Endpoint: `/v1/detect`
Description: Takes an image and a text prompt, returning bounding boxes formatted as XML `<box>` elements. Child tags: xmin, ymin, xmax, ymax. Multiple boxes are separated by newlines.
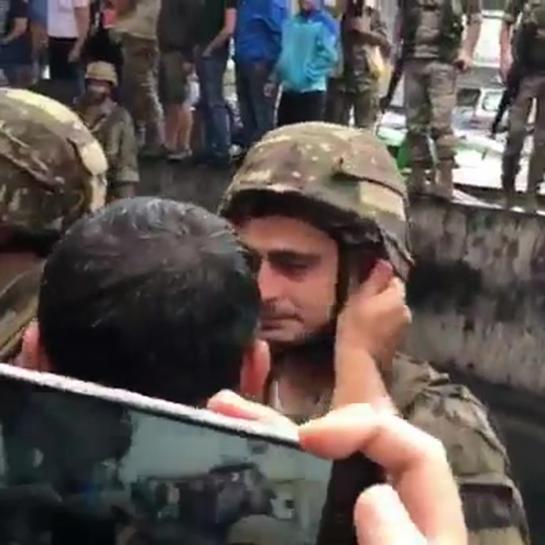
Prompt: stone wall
<box><xmin>406</xmin><ymin>198</ymin><xmax>545</xmax><ymax>396</ymax></box>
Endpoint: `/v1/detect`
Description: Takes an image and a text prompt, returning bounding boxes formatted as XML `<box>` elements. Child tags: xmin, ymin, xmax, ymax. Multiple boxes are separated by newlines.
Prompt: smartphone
<box><xmin>0</xmin><ymin>364</ymin><xmax>382</xmax><ymax>545</ymax></box>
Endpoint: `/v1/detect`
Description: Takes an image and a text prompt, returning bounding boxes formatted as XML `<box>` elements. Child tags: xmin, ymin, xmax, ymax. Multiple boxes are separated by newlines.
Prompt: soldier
<box><xmin>76</xmin><ymin>61</ymin><xmax>140</xmax><ymax>202</ymax></box>
<box><xmin>326</xmin><ymin>0</ymin><xmax>391</xmax><ymax>129</ymax></box>
<box><xmin>113</xmin><ymin>0</ymin><xmax>163</xmax><ymax>158</ymax></box>
<box><xmin>0</xmin><ymin>88</ymin><xmax>108</xmax><ymax>363</ymax></box>
<box><xmin>500</xmin><ymin>0</ymin><xmax>545</xmax><ymax>210</ymax></box>
<box><xmin>219</xmin><ymin>122</ymin><xmax>530</xmax><ymax>545</ymax></box>
<box><xmin>394</xmin><ymin>0</ymin><xmax>482</xmax><ymax>199</ymax></box>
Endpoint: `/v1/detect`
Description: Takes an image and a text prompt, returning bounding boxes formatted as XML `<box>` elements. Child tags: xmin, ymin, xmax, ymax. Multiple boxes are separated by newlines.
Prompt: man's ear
<box><xmin>19</xmin><ymin>321</ymin><xmax>52</xmax><ymax>372</ymax></box>
<box><xmin>239</xmin><ymin>339</ymin><xmax>271</xmax><ymax>402</ymax></box>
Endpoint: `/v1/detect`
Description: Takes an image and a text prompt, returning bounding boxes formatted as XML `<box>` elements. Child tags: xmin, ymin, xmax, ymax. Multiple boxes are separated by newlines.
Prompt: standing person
<box><xmin>234</xmin><ymin>0</ymin><xmax>287</xmax><ymax>151</ymax></box>
<box><xmin>194</xmin><ymin>0</ymin><xmax>237</xmax><ymax>167</ymax></box>
<box><xmin>157</xmin><ymin>0</ymin><xmax>200</xmax><ymax>161</ymax></box>
<box><xmin>76</xmin><ymin>61</ymin><xmax>139</xmax><ymax>202</ymax></box>
<box><xmin>395</xmin><ymin>0</ymin><xmax>481</xmax><ymax>199</ymax></box>
<box><xmin>114</xmin><ymin>0</ymin><xmax>163</xmax><ymax>158</ymax></box>
<box><xmin>28</xmin><ymin>0</ymin><xmax>47</xmax><ymax>80</ymax></box>
<box><xmin>0</xmin><ymin>87</ymin><xmax>107</xmax><ymax>363</ymax></box>
<box><xmin>500</xmin><ymin>0</ymin><xmax>545</xmax><ymax>210</ymax></box>
<box><xmin>219</xmin><ymin>122</ymin><xmax>530</xmax><ymax>545</ymax></box>
<box><xmin>47</xmin><ymin>0</ymin><xmax>90</xmax><ymax>87</ymax></box>
<box><xmin>326</xmin><ymin>0</ymin><xmax>390</xmax><ymax>129</ymax></box>
<box><xmin>271</xmin><ymin>0</ymin><xmax>338</xmax><ymax>126</ymax></box>
<box><xmin>0</xmin><ymin>0</ymin><xmax>33</xmax><ymax>87</ymax></box>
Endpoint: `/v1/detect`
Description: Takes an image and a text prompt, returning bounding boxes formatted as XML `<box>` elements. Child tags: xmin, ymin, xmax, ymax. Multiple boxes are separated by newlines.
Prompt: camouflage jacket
<box><xmin>334</xmin><ymin>8</ymin><xmax>389</xmax><ymax>93</ymax></box>
<box><xmin>267</xmin><ymin>354</ymin><xmax>529</xmax><ymax>545</ymax></box>
<box><xmin>77</xmin><ymin>99</ymin><xmax>140</xmax><ymax>188</ymax></box>
<box><xmin>0</xmin><ymin>263</ymin><xmax>43</xmax><ymax>363</ymax></box>
<box><xmin>390</xmin><ymin>354</ymin><xmax>529</xmax><ymax>545</ymax></box>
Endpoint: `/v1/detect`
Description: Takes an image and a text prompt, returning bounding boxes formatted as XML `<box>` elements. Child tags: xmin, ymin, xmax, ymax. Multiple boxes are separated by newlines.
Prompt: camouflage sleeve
<box><xmin>111</xmin><ymin>109</ymin><xmax>140</xmax><ymax>186</ymax></box>
<box><xmin>462</xmin><ymin>0</ymin><xmax>483</xmax><ymax>25</ymax></box>
<box><xmin>406</xmin><ymin>384</ymin><xmax>530</xmax><ymax>545</ymax></box>
<box><xmin>502</xmin><ymin>0</ymin><xmax>524</xmax><ymax>25</ymax></box>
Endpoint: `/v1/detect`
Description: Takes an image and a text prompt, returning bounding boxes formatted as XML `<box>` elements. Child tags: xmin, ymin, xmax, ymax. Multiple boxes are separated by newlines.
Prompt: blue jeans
<box><xmin>235</xmin><ymin>60</ymin><xmax>276</xmax><ymax>148</ymax></box>
<box><xmin>196</xmin><ymin>47</ymin><xmax>230</xmax><ymax>159</ymax></box>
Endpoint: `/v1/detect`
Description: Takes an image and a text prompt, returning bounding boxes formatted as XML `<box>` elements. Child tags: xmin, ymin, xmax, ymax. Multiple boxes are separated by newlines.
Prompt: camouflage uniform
<box><xmin>77</xmin><ymin>62</ymin><xmax>140</xmax><ymax>202</ymax></box>
<box><xmin>0</xmin><ymin>88</ymin><xmax>108</xmax><ymax>362</ymax></box>
<box><xmin>501</xmin><ymin>0</ymin><xmax>545</xmax><ymax>208</ymax></box>
<box><xmin>220</xmin><ymin>122</ymin><xmax>530</xmax><ymax>545</ymax></box>
<box><xmin>327</xmin><ymin>3</ymin><xmax>389</xmax><ymax>129</ymax></box>
<box><xmin>400</xmin><ymin>0</ymin><xmax>482</xmax><ymax>197</ymax></box>
<box><xmin>115</xmin><ymin>0</ymin><xmax>163</xmax><ymax>152</ymax></box>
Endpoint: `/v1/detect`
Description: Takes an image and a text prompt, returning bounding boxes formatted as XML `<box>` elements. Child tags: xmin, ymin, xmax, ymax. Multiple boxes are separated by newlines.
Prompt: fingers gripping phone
<box><xmin>0</xmin><ymin>364</ymin><xmax>383</xmax><ymax>545</ymax></box>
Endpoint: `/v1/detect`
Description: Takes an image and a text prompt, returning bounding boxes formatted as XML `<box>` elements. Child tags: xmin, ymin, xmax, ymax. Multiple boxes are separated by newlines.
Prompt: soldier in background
<box><xmin>326</xmin><ymin>0</ymin><xmax>390</xmax><ymax>129</ymax></box>
<box><xmin>500</xmin><ymin>0</ymin><xmax>545</xmax><ymax>210</ymax></box>
<box><xmin>76</xmin><ymin>61</ymin><xmax>140</xmax><ymax>202</ymax></box>
<box><xmin>113</xmin><ymin>0</ymin><xmax>163</xmax><ymax>158</ymax></box>
<box><xmin>219</xmin><ymin>122</ymin><xmax>530</xmax><ymax>545</ymax></box>
<box><xmin>0</xmin><ymin>88</ymin><xmax>107</xmax><ymax>363</ymax></box>
<box><xmin>395</xmin><ymin>0</ymin><xmax>482</xmax><ymax>199</ymax></box>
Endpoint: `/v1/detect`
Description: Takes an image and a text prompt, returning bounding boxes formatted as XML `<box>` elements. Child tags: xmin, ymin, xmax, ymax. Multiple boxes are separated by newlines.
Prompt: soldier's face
<box><xmin>236</xmin><ymin>216</ymin><xmax>338</xmax><ymax>346</ymax></box>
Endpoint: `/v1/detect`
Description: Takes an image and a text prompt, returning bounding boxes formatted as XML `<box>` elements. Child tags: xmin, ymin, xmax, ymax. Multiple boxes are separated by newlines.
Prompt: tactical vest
<box><xmin>516</xmin><ymin>0</ymin><xmax>545</xmax><ymax>71</ymax></box>
<box><xmin>401</xmin><ymin>0</ymin><xmax>464</xmax><ymax>62</ymax></box>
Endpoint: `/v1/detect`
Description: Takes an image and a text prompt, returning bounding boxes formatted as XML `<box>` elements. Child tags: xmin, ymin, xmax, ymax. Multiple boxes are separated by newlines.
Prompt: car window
<box><xmin>457</xmin><ymin>88</ymin><xmax>480</xmax><ymax>108</ymax></box>
<box><xmin>482</xmin><ymin>91</ymin><xmax>503</xmax><ymax>112</ymax></box>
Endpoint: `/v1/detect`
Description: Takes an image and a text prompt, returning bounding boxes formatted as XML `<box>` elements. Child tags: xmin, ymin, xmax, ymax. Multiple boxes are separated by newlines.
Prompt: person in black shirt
<box><xmin>0</xmin><ymin>0</ymin><xmax>33</xmax><ymax>87</ymax></box>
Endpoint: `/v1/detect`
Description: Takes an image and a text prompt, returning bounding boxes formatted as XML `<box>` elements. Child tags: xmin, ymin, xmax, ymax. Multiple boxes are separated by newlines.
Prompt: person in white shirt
<box><xmin>47</xmin><ymin>0</ymin><xmax>89</xmax><ymax>84</ymax></box>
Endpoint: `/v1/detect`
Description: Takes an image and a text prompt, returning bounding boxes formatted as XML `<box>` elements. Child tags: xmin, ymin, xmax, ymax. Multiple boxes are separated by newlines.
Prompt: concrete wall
<box><xmin>406</xmin><ymin>198</ymin><xmax>545</xmax><ymax>397</ymax></box>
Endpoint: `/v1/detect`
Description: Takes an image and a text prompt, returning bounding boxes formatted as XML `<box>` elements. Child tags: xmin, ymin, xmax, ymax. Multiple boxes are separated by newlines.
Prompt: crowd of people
<box><xmin>0</xmin><ymin>83</ymin><xmax>531</xmax><ymax>544</ymax></box>
<box><xmin>0</xmin><ymin>0</ymin><xmax>544</xmax><ymax>206</ymax></box>
<box><xmin>0</xmin><ymin>0</ymin><xmax>543</xmax><ymax>541</ymax></box>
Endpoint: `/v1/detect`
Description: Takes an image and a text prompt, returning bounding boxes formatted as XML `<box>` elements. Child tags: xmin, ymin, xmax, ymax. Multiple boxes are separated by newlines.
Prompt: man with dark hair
<box><xmin>20</xmin><ymin>197</ymin><xmax>269</xmax><ymax>406</ymax></box>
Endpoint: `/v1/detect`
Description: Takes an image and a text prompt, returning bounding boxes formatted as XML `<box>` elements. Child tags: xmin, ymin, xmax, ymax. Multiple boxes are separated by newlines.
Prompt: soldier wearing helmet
<box><xmin>76</xmin><ymin>61</ymin><xmax>139</xmax><ymax>203</ymax></box>
<box><xmin>0</xmin><ymin>88</ymin><xmax>108</xmax><ymax>363</ymax></box>
<box><xmin>220</xmin><ymin>122</ymin><xmax>529</xmax><ymax>545</ymax></box>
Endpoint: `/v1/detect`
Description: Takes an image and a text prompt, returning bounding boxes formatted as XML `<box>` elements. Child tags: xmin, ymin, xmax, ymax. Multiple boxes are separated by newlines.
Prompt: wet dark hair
<box><xmin>38</xmin><ymin>197</ymin><xmax>260</xmax><ymax>406</ymax></box>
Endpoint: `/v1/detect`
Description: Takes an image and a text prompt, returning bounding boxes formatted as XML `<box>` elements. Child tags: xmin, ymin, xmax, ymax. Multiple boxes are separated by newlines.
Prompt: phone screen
<box><xmin>0</xmin><ymin>364</ymin><xmax>381</xmax><ymax>545</ymax></box>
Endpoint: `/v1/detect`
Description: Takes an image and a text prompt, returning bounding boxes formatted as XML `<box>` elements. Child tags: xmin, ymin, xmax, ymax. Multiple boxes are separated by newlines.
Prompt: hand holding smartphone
<box><xmin>0</xmin><ymin>364</ymin><xmax>383</xmax><ymax>545</ymax></box>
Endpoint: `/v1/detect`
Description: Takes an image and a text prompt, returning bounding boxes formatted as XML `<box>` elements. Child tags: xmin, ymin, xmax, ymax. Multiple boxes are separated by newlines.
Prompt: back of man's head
<box><xmin>37</xmin><ymin>197</ymin><xmax>263</xmax><ymax>405</ymax></box>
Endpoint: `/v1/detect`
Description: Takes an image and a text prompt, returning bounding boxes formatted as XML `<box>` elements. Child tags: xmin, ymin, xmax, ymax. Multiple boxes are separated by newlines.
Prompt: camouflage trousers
<box><xmin>325</xmin><ymin>78</ymin><xmax>379</xmax><ymax>129</ymax></box>
<box><xmin>120</xmin><ymin>35</ymin><xmax>162</xmax><ymax>141</ymax></box>
<box><xmin>404</xmin><ymin>59</ymin><xmax>457</xmax><ymax>167</ymax></box>
<box><xmin>502</xmin><ymin>73</ymin><xmax>545</xmax><ymax>194</ymax></box>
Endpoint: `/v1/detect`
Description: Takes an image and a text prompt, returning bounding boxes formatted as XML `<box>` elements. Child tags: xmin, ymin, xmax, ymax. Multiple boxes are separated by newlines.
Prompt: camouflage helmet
<box><xmin>85</xmin><ymin>61</ymin><xmax>118</xmax><ymax>87</ymax></box>
<box><xmin>0</xmin><ymin>88</ymin><xmax>108</xmax><ymax>237</ymax></box>
<box><xmin>219</xmin><ymin>122</ymin><xmax>413</xmax><ymax>279</ymax></box>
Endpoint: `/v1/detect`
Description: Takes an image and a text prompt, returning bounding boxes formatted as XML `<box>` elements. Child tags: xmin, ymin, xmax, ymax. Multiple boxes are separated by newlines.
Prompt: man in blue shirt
<box><xmin>234</xmin><ymin>0</ymin><xmax>287</xmax><ymax>149</ymax></box>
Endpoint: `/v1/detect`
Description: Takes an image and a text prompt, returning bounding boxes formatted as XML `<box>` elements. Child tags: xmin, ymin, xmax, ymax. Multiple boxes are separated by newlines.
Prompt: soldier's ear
<box><xmin>239</xmin><ymin>339</ymin><xmax>271</xmax><ymax>402</ymax></box>
<box><xmin>19</xmin><ymin>321</ymin><xmax>53</xmax><ymax>373</ymax></box>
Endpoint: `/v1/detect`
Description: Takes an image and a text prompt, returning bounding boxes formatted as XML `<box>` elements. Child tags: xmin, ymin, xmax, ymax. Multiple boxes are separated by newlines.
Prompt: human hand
<box><xmin>263</xmin><ymin>82</ymin><xmax>276</xmax><ymax>98</ymax></box>
<box><xmin>300</xmin><ymin>405</ymin><xmax>467</xmax><ymax>545</ymax></box>
<box><xmin>68</xmin><ymin>45</ymin><xmax>82</xmax><ymax>63</ymax></box>
<box><xmin>455</xmin><ymin>49</ymin><xmax>473</xmax><ymax>72</ymax></box>
<box><xmin>336</xmin><ymin>260</ymin><xmax>411</xmax><ymax>367</ymax></box>
<box><xmin>207</xmin><ymin>394</ymin><xmax>467</xmax><ymax>545</ymax></box>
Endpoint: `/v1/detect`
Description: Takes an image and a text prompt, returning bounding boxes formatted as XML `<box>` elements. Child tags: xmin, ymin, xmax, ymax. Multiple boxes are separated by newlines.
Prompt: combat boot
<box><xmin>525</xmin><ymin>179</ymin><xmax>540</xmax><ymax>212</ymax></box>
<box><xmin>434</xmin><ymin>161</ymin><xmax>454</xmax><ymax>201</ymax></box>
<box><xmin>501</xmin><ymin>157</ymin><xmax>519</xmax><ymax>209</ymax></box>
<box><xmin>407</xmin><ymin>164</ymin><xmax>428</xmax><ymax>195</ymax></box>
<box><xmin>139</xmin><ymin>121</ymin><xmax>165</xmax><ymax>159</ymax></box>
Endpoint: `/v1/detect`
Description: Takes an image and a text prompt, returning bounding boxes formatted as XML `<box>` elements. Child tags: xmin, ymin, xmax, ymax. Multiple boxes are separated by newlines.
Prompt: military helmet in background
<box><xmin>0</xmin><ymin>89</ymin><xmax>108</xmax><ymax>238</ymax></box>
<box><xmin>85</xmin><ymin>61</ymin><xmax>119</xmax><ymax>87</ymax></box>
<box><xmin>219</xmin><ymin>122</ymin><xmax>413</xmax><ymax>280</ymax></box>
